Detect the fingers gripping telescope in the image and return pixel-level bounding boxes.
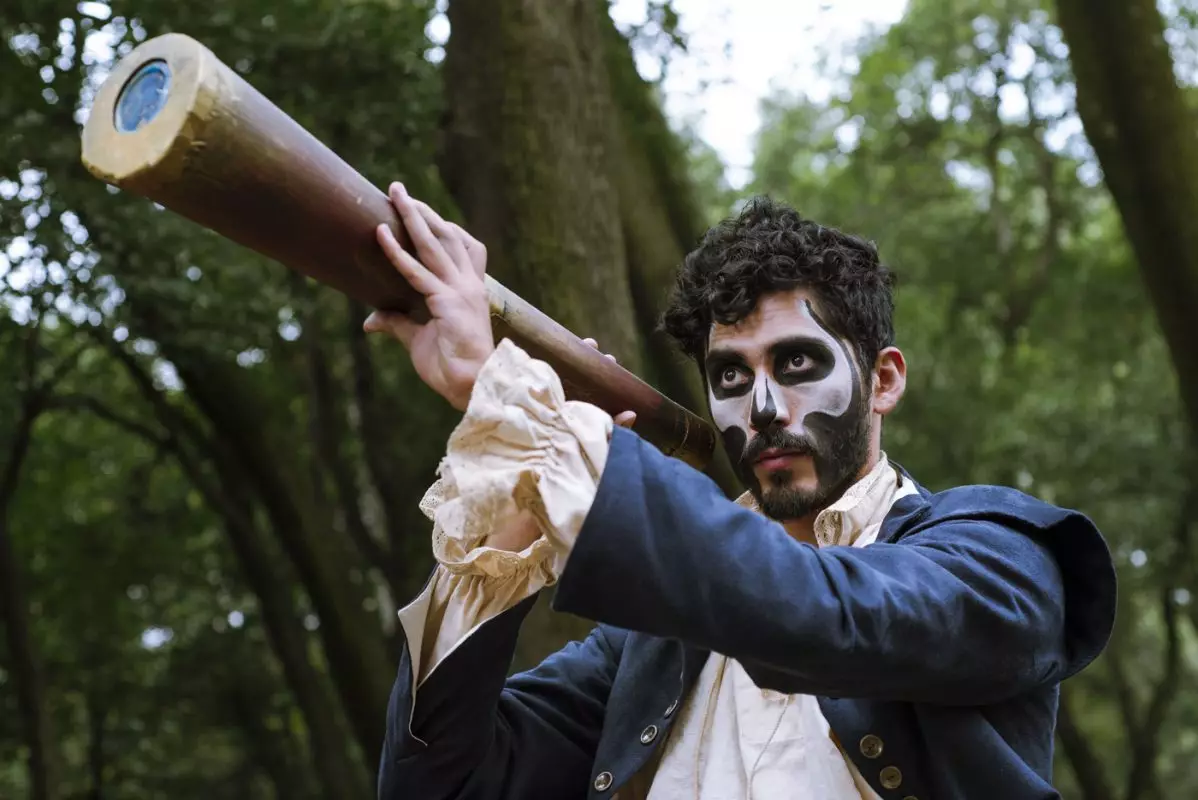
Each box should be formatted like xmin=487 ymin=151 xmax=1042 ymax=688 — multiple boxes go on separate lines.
xmin=81 ymin=33 xmax=717 ymax=469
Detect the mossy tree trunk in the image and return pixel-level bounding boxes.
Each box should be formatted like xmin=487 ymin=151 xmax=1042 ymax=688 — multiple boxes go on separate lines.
xmin=1055 ymin=0 xmax=1198 ymax=439
xmin=440 ymin=0 xmax=737 ymax=664
xmin=0 ymin=400 xmax=60 ymax=800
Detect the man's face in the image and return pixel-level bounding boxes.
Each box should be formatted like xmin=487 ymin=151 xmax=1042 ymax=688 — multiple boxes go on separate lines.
xmin=705 ymin=288 xmax=872 ymax=521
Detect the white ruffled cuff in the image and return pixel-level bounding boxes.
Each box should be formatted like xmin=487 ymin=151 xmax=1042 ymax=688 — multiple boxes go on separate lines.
xmin=399 ymin=339 xmax=612 ymax=687
xmin=420 ymin=338 xmax=612 ymax=583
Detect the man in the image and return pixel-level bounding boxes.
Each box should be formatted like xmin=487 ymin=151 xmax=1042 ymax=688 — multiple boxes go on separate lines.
xmin=368 ymin=182 xmax=1116 ymax=799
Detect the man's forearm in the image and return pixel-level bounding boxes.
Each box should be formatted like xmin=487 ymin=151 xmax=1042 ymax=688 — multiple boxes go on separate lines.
xmin=380 ymin=594 xmax=536 ymax=799
xmin=380 ymin=593 xmax=623 ymax=800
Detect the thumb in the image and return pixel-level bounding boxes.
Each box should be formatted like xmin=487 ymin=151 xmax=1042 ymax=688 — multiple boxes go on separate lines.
xmin=364 ymin=310 xmax=420 ymax=347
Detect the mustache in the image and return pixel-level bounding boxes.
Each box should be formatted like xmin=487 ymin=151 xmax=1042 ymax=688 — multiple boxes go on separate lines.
xmin=741 ymin=428 xmax=819 ymax=466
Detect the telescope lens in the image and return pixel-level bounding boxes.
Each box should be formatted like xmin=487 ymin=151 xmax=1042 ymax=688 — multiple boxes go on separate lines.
xmin=115 ymin=60 xmax=171 ymax=133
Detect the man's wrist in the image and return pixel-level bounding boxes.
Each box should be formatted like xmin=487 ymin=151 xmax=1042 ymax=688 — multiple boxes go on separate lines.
xmin=449 ymin=343 xmax=498 ymax=411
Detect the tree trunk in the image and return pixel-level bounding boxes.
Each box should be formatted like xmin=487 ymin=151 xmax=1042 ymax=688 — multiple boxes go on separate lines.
xmin=1054 ymin=0 xmax=1198 ymax=438
xmin=163 ymin=345 xmax=393 ymax=764
xmin=222 ymin=673 xmax=321 ymax=800
xmin=84 ymin=692 xmax=108 ymax=800
xmin=0 ymin=398 xmax=60 ymax=800
xmin=440 ymin=0 xmax=644 ymax=371
xmin=440 ymin=0 xmax=741 ymax=663
xmin=62 ymin=375 xmax=375 ymax=798
xmin=440 ymin=0 xmax=651 ymax=658
xmin=601 ymin=20 xmax=739 ymax=491
xmin=215 ymin=509 xmax=374 ymax=800
xmin=441 ymin=0 xmax=737 ymax=493
xmin=1056 ymin=685 xmax=1117 ymax=800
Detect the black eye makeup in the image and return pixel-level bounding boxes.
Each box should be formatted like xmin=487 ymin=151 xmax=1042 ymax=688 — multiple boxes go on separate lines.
xmin=771 ymin=338 xmax=835 ymax=385
xmin=705 ymin=336 xmax=836 ymax=397
xmin=705 ymin=355 xmax=752 ymax=397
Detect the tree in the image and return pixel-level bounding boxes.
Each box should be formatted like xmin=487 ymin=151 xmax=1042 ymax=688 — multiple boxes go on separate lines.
xmin=750 ymin=0 xmax=1197 ymax=794
xmin=0 ymin=0 xmax=734 ymax=793
xmin=5 ymin=0 xmax=1194 ymax=795
xmin=1053 ymin=0 xmax=1198 ymax=444
xmin=0 ymin=317 xmax=73 ymax=800
xmin=439 ymin=0 xmax=736 ymax=665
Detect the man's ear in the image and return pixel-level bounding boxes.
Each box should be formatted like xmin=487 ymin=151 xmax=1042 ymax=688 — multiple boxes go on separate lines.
xmin=871 ymin=346 xmax=906 ymax=416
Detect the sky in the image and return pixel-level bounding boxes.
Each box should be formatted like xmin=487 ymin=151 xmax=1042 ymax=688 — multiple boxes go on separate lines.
xmin=607 ymin=0 xmax=910 ymax=187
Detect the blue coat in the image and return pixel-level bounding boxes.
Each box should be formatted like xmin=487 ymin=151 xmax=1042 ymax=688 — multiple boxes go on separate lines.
xmin=380 ymin=426 xmax=1117 ymax=800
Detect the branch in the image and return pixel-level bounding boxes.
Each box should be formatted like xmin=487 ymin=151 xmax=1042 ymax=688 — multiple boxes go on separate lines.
xmin=1103 ymin=643 xmax=1142 ymax=742
xmin=293 ymin=282 xmax=392 ymax=580
xmin=36 ymin=338 xmax=92 ymax=397
xmin=999 ymin=124 xmax=1061 ymax=345
xmin=984 ymin=21 xmax=1014 ymax=264
xmin=1055 ymin=685 xmax=1117 ymax=800
xmin=345 ymin=297 xmax=409 ymax=555
xmin=80 ymin=330 xmax=264 ymax=535
xmin=1123 ymin=582 xmax=1180 ymax=800
xmin=0 ymin=376 xmax=59 ymax=800
xmin=18 ymin=315 xmax=43 ymax=398
xmin=48 ymin=393 xmax=168 ymax=448
xmin=1124 ymin=494 xmax=1196 ymax=799
xmin=85 ymin=328 xmax=215 ymax=454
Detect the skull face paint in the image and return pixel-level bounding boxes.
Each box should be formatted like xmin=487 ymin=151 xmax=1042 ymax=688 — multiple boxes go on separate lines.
xmin=705 ymin=289 xmax=872 ymax=521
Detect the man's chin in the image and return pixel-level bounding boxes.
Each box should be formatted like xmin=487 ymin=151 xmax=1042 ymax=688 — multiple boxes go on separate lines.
xmin=754 ymin=484 xmax=824 ymax=522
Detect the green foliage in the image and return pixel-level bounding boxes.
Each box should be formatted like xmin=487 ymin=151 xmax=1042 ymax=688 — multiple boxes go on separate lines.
xmin=1 ymin=0 xmax=449 ymax=795
xmin=752 ymin=0 xmax=1198 ymax=795
xmin=1 ymin=0 xmax=1197 ymax=796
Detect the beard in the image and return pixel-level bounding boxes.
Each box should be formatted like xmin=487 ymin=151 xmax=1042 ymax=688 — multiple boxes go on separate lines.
xmin=735 ymin=392 xmax=872 ymax=522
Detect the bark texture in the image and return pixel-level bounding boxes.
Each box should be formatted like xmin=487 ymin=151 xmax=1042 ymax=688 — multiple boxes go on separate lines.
xmin=439 ymin=0 xmax=740 ymax=663
xmin=0 ymin=397 xmax=60 ymax=800
xmin=1054 ymin=0 xmax=1198 ymax=438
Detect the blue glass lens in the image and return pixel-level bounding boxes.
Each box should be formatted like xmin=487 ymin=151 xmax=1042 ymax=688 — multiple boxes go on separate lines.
xmin=114 ymin=59 xmax=171 ymax=133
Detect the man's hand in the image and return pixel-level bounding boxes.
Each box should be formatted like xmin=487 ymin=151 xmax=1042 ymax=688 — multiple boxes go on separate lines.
xmin=364 ymin=182 xmax=493 ymax=412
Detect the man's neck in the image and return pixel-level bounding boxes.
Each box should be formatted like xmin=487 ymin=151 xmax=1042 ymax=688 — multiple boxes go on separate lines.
xmin=783 ymin=515 xmax=820 ymax=546
xmin=779 ymin=454 xmax=883 ymax=546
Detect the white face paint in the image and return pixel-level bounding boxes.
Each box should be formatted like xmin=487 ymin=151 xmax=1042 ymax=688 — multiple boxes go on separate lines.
xmin=706 ymin=293 xmax=856 ymax=450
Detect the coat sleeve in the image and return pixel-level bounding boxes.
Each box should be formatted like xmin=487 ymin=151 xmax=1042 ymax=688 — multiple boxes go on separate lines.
xmin=552 ymin=426 xmax=1109 ymax=706
xmin=379 ymin=594 xmax=625 ymax=800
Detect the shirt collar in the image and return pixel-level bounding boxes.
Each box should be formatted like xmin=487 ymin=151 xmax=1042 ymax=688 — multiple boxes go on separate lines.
xmin=734 ymin=453 xmax=908 ymax=548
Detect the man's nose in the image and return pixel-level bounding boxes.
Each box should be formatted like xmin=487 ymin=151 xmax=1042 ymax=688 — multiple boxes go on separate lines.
xmin=750 ymin=383 xmax=790 ymax=431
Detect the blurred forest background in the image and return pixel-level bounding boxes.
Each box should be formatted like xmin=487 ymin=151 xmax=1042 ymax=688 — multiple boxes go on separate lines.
xmin=2 ymin=0 xmax=1197 ymax=797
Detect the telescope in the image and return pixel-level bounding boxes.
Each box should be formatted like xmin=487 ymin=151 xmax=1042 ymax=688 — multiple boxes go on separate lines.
xmin=81 ymin=33 xmax=716 ymax=469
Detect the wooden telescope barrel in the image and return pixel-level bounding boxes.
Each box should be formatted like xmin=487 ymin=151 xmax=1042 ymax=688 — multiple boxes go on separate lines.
xmin=80 ymin=32 xmax=717 ymax=469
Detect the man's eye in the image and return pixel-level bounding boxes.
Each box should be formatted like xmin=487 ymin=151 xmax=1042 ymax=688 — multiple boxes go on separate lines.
xmin=786 ymin=354 xmax=809 ymax=371
xmin=720 ymin=367 xmax=747 ymax=388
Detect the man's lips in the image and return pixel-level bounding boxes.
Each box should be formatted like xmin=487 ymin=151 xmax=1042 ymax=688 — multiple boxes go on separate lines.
xmin=753 ymin=448 xmax=806 ymax=468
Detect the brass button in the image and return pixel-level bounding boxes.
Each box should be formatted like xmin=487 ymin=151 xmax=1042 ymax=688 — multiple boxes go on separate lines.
xmin=664 ymin=698 xmax=679 ymax=717
xmin=594 ymin=771 xmax=613 ymax=791
xmin=902 ymin=796 xmax=919 ymax=800
xmin=640 ymin=724 xmax=658 ymax=745
xmin=879 ymin=765 xmax=903 ymax=789
xmin=859 ymin=734 xmax=884 ymax=759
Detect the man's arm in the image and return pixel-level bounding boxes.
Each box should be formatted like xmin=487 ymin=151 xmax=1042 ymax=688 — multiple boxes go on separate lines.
xmin=363 ymin=188 xmax=643 ymax=799
xmin=380 ymin=593 xmax=625 ymax=800
xmin=552 ymin=427 xmax=1115 ymax=706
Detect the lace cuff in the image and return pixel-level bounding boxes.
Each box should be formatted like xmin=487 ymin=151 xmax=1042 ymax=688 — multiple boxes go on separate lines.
xmin=400 ymin=339 xmax=612 ymax=686
xmin=420 ymin=337 xmax=612 ymax=582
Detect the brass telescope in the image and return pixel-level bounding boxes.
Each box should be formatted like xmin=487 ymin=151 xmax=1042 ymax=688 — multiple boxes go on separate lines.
xmin=80 ymin=33 xmax=716 ymax=469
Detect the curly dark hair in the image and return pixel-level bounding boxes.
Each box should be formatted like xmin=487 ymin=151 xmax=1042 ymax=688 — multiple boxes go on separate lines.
xmin=660 ymin=195 xmax=896 ymax=370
